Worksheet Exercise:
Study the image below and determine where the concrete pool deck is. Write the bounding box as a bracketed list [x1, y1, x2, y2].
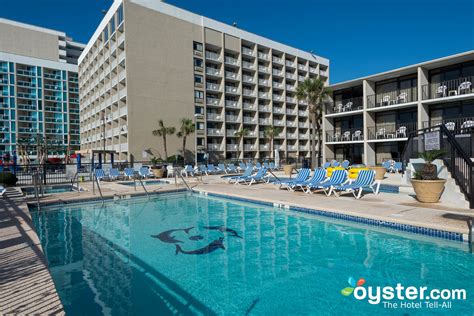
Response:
[1, 174, 473, 313]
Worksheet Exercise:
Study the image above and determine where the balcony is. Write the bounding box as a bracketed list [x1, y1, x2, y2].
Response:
[326, 127, 364, 143]
[309, 67, 318, 74]
[367, 122, 417, 140]
[206, 68, 221, 77]
[272, 69, 283, 77]
[298, 75, 306, 82]
[243, 103, 256, 111]
[298, 122, 308, 128]
[206, 113, 223, 121]
[208, 144, 223, 151]
[243, 116, 257, 124]
[327, 97, 363, 114]
[287, 145, 297, 151]
[206, 82, 221, 91]
[287, 121, 297, 127]
[259, 118, 271, 125]
[242, 47, 254, 56]
[258, 106, 271, 112]
[226, 115, 240, 122]
[224, 56, 239, 66]
[320, 69, 329, 77]
[273, 82, 284, 89]
[298, 110, 309, 117]
[299, 145, 309, 151]
[285, 60, 295, 68]
[258, 92, 269, 99]
[258, 52, 270, 60]
[273, 107, 284, 114]
[243, 89, 256, 97]
[205, 51, 221, 62]
[286, 108, 297, 115]
[422, 77, 473, 100]
[299, 133, 308, 139]
[244, 144, 256, 151]
[367, 87, 418, 108]
[225, 100, 239, 108]
[422, 116, 474, 131]
[226, 130, 238, 137]
[207, 128, 224, 136]
[206, 97, 221, 106]
[287, 133, 297, 139]
[259, 144, 270, 151]
[242, 61, 255, 70]
[225, 86, 239, 94]
[242, 75, 255, 83]
[286, 96, 296, 104]
[258, 65, 270, 73]
[286, 84, 295, 91]
[225, 71, 239, 80]
[298, 64, 308, 71]
[286, 73, 296, 80]
[226, 144, 239, 151]
[258, 78, 270, 86]
[273, 95, 284, 102]
[272, 56, 283, 64]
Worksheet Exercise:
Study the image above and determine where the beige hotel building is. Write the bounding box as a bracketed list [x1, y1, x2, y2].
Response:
[78, 0, 329, 162]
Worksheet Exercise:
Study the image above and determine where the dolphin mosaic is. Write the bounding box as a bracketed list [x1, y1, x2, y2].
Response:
[203, 226, 243, 238]
[151, 227, 194, 244]
[175, 237, 225, 255]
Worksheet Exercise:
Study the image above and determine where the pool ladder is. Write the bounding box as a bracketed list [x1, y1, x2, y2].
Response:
[32, 169, 43, 211]
[92, 171, 105, 206]
[134, 175, 150, 199]
[174, 167, 193, 192]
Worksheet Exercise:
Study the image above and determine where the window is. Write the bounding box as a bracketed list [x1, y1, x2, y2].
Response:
[197, 138, 204, 146]
[194, 58, 203, 68]
[103, 26, 109, 42]
[195, 106, 204, 114]
[194, 90, 204, 100]
[109, 16, 115, 34]
[117, 4, 124, 25]
[197, 122, 205, 130]
[193, 42, 203, 51]
[194, 75, 203, 84]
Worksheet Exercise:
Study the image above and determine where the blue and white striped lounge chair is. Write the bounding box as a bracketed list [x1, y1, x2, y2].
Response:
[275, 168, 311, 188]
[329, 169, 379, 199]
[228, 167, 253, 183]
[207, 164, 218, 174]
[182, 165, 195, 177]
[341, 160, 351, 169]
[109, 168, 120, 180]
[390, 162, 402, 173]
[289, 168, 327, 191]
[94, 169, 108, 181]
[124, 168, 135, 179]
[255, 162, 262, 169]
[331, 160, 340, 167]
[235, 168, 267, 185]
[263, 162, 270, 169]
[0, 185, 6, 197]
[269, 162, 276, 170]
[198, 165, 208, 175]
[226, 164, 237, 173]
[382, 161, 391, 172]
[139, 166, 153, 178]
[238, 162, 246, 172]
[304, 169, 348, 195]
[246, 162, 254, 170]
[217, 163, 227, 173]
[323, 161, 331, 169]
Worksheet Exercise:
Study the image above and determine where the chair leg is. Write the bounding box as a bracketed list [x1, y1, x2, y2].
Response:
[356, 188, 363, 199]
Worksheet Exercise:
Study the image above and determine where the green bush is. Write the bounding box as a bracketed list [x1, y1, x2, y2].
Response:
[0, 172, 18, 186]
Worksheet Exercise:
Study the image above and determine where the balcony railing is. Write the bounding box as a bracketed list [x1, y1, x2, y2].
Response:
[286, 73, 296, 80]
[225, 71, 239, 80]
[258, 106, 271, 112]
[243, 89, 256, 97]
[327, 97, 363, 114]
[206, 68, 221, 76]
[205, 51, 221, 61]
[258, 92, 269, 99]
[285, 61, 295, 68]
[259, 119, 271, 125]
[258, 52, 269, 60]
[226, 130, 238, 137]
[367, 87, 418, 108]
[242, 75, 255, 83]
[272, 57, 283, 64]
[207, 128, 223, 136]
[207, 97, 221, 106]
[208, 144, 223, 151]
[258, 66, 270, 73]
[225, 86, 239, 94]
[226, 144, 239, 151]
[273, 107, 284, 114]
[273, 82, 283, 89]
[422, 76, 473, 100]
[243, 116, 257, 124]
[273, 95, 283, 102]
[367, 122, 418, 140]
[274, 120, 284, 126]
[286, 97, 296, 103]
[243, 103, 256, 110]
[326, 127, 364, 143]
[244, 144, 256, 151]
[272, 70, 283, 77]
[226, 115, 240, 122]
[422, 116, 474, 131]
[242, 47, 254, 56]
[258, 79, 269, 86]
[242, 61, 255, 69]
[224, 56, 239, 66]
[207, 113, 223, 121]
[225, 100, 239, 108]
[206, 83, 220, 91]
[286, 109, 297, 115]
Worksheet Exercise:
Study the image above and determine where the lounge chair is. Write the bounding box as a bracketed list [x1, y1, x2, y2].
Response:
[228, 167, 253, 183]
[139, 166, 153, 178]
[0, 185, 6, 197]
[304, 169, 348, 195]
[207, 164, 218, 174]
[166, 165, 175, 178]
[289, 168, 326, 191]
[124, 167, 135, 179]
[269, 162, 276, 170]
[322, 161, 331, 169]
[263, 162, 270, 169]
[198, 165, 208, 175]
[381, 161, 391, 172]
[255, 162, 262, 169]
[217, 163, 227, 173]
[275, 168, 310, 188]
[226, 164, 237, 173]
[329, 169, 379, 199]
[94, 169, 108, 182]
[238, 162, 246, 172]
[109, 168, 120, 180]
[341, 160, 350, 169]
[181, 165, 195, 177]
[389, 162, 402, 173]
[235, 168, 268, 185]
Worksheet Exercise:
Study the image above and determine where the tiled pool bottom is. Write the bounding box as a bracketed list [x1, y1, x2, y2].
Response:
[30, 192, 473, 315]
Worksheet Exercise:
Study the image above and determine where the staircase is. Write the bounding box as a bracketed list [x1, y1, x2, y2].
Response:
[401, 124, 474, 209]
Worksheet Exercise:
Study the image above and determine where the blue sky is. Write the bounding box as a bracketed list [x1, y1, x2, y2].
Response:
[1, 0, 473, 83]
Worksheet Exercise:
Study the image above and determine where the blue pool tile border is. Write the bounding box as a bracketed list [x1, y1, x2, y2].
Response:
[203, 192, 464, 243]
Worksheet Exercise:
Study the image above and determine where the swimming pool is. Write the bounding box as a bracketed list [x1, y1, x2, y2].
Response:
[31, 192, 473, 315]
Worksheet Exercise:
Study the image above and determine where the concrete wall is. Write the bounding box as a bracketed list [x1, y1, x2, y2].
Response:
[124, 2, 202, 161]
[0, 22, 59, 61]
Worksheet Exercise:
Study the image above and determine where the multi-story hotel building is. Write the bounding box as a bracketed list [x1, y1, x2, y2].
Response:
[78, 0, 329, 162]
[323, 51, 474, 165]
[0, 19, 84, 159]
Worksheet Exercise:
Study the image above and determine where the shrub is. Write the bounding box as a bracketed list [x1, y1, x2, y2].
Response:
[0, 172, 18, 186]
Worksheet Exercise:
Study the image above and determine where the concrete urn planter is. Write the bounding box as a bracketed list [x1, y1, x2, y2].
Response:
[283, 165, 293, 176]
[369, 166, 386, 181]
[411, 179, 446, 203]
[152, 167, 164, 178]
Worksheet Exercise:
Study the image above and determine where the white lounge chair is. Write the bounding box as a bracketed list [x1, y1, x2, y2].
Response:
[461, 120, 474, 133]
[397, 92, 407, 104]
[445, 122, 455, 131]
[166, 165, 175, 178]
[341, 131, 351, 141]
[436, 85, 447, 98]
[459, 81, 472, 95]
[343, 101, 352, 112]
[396, 126, 407, 138]
[0, 185, 6, 197]
[381, 95, 391, 106]
[352, 130, 362, 141]
[375, 128, 386, 139]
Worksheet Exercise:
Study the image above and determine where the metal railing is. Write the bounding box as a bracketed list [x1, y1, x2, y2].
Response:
[422, 76, 473, 100]
[367, 122, 418, 140]
[326, 97, 363, 114]
[326, 127, 364, 142]
[367, 87, 418, 108]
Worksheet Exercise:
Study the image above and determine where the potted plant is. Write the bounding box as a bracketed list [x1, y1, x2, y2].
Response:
[369, 165, 386, 180]
[411, 150, 447, 203]
[150, 157, 165, 178]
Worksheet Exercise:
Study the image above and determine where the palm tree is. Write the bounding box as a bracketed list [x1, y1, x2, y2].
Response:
[264, 126, 283, 159]
[234, 128, 249, 161]
[176, 118, 195, 164]
[152, 119, 176, 160]
[296, 78, 331, 167]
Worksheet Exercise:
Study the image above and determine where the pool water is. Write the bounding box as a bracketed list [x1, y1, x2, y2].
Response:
[31, 193, 474, 315]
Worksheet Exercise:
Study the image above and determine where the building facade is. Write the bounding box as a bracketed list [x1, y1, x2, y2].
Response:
[323, 51, 474, 165]
[0, 19, 84, 160]
[78, 0, 329, 163]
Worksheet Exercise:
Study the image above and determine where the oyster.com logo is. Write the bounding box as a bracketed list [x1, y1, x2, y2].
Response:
[340, 276, 466, 310]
